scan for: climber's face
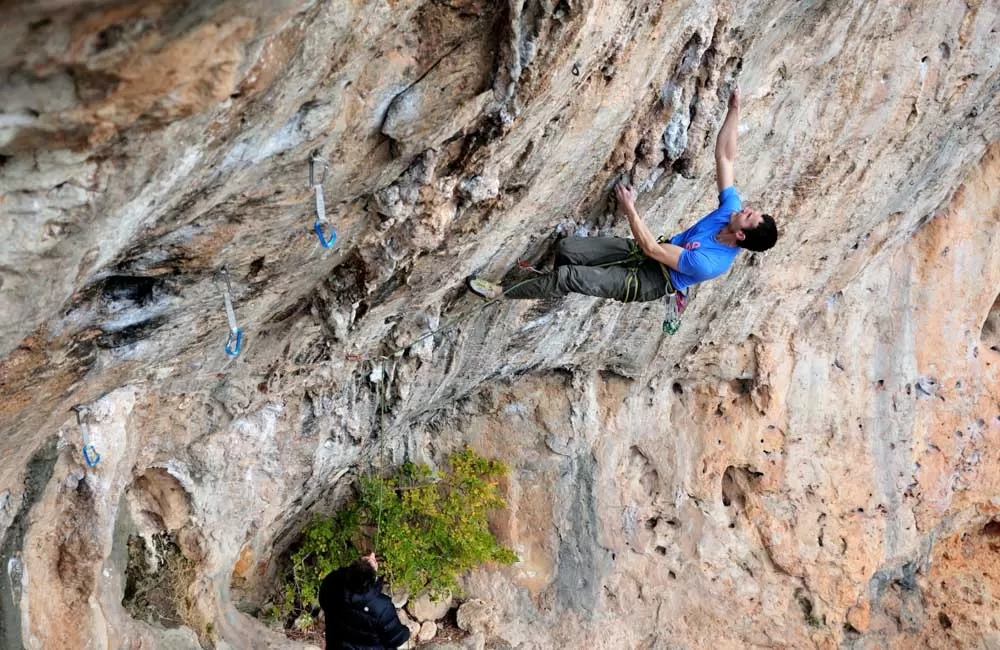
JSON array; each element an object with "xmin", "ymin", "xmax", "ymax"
[{"xmin": 730, "ymin": 207, "xmax": 763, "ymax": 239}]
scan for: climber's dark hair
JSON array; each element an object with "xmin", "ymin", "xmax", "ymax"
[
  {"xmin": 739, "ymin": 214, "xmax": 778, "ymax": 252},
  {"xmin": 344, "ymin": 558, "xmax": 377, "ymax": 594}
]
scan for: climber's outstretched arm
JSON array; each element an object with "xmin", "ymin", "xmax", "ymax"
[
  {"xmin": 715, "ymin": 87, "xmax": 740, "ymax": 192},
  {"xmin": 614, "ymin": 183, "xmax": 684, "ymax": 271}
]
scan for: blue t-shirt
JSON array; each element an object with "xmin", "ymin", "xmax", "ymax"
[{"xmin": 667, "ymin": 186, "xmax": 742, "ymax": 294}]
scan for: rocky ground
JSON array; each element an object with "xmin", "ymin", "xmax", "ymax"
[{"xmin": 1, "ymin": 0, "xmax": 999, "ymax": 648}]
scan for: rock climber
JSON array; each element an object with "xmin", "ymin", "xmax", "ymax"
[
  {"xmin": 467, "ymin": 88, "xmax": 777, "ymax": 313},
  {"xmin": 319, "ymin": 552, "xmax": 411, "ymax": 650}
]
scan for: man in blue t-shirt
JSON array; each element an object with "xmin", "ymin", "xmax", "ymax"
[{"xmin": 467, "ymin": 87, "xmax": 778, "ymax": 304}]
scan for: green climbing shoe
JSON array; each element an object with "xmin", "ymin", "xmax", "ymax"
[{"xmin": 466, "ymin": 277, "xmax": 504, "ymax": 300}]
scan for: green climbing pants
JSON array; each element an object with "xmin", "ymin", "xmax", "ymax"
[{"xmin": 504, "ymin": 237, "xmax": 671, "ymax": 302}]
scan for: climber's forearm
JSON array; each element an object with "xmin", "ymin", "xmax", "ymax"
[
  {"xmin": 715, "ymin": 102, "xmax": 739, "ymax": 163},
  {"xmin": 623, "ymin": 207, "xmax": 681, "ymax": 270},
  {"xmin": 623, "ymin": 205, "xmax": 656, "ymax": 252}
]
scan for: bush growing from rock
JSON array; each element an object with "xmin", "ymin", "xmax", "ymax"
[{"xmin": 269, "ymin": 448, "xmax": 517, "ymax": 629}]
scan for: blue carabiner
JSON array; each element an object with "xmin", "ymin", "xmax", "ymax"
[
  {"xmin": 83, "ymin": 445, "xmax": 101, "ymax": 468},
  {"xmin": 226, "ymin": 328, "xmax": 243, "ymax": 357},
  {"xmin": 314, "ymin": 221, "xmax": 336, "ymax": 248}
]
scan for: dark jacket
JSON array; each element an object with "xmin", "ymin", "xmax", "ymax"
[{"xmin": 318, "ymin": 568, "xmax": 411, "ymax": 650}]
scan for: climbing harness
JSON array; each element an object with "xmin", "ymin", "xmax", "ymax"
[
  {"xmin": 310, "ymin": 154, "xmax": 336, "ymax": 248},
  {"xmin": 72, "ymin": 406, "xmax": 100, "ymax": 468},
  {"xmin": 622, "ymin": 270, "xmax": 639, "ymax": 303},
  {"xmin": 215, "ymin": 267, "xmax": 243, "ymax": 357},
  {"xmin": 620, "ymin": 240, "xmax": 647, "ymax": 304}
]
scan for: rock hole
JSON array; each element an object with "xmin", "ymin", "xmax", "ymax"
[
  {"xmin": 939, "ymin": 42, "xmax": 951, "ymax": 59},
  {"xmin": 644, "ymin": 518, "xmax": 658, "ymax": 530},
  {"xmin": 983, "ymin": 520, "xmax": 1000, "ymax": 537},
  {"xmin": 672, "ymin": 382, "xmax": 683, "ymax": 395},
  {"xmin": 122, "ymin": 533, "xmax": 197, "ymax": 629},
  {"xmin": 938, "ymin": 611, "xmax": 952, "ymax": 629},
  {"xmin": 668, "ymin": 570, "xmax": 676, "ymax": 579},
  {"xmin": 671, "ymin": 157, "xmax": 693, "ymax": 179},
  {"xmin": 629, "ymin": 446, "xmax": 659, "ymax": 497},
  {"xmin": 94, "ymin": 24, "xmax": 124, "ymax": 53},
  {"xmin": 795, "ymin": 588, "xmax": 821, "ymax": 626},
  {"xmin": 121, "ymin": 469, "xmax": 202, "ymax": 630},
  {"xmin": 677, "ymin": 32, "xmax": 704, "ymax": 74},
  {"xmin": 101, "ymin": 275, "xmax": 160, "ymax": 307},
  {"xmin": 655, "ymin": 546, "xmax": 667, "ymax": 556},
  {"xmin": 721, "ymin": 466, "xmax": 741, "ymax": 507},
  {"xmin": 248, "ymin": 257, "xmax": 265, "ymax": 279}
]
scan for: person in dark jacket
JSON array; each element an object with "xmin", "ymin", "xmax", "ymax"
[{"xmin": 319, "ymin": 552, "xmax": 411, "ymax": 650}]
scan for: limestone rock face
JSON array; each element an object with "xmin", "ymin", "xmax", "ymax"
[{"xmin": 1, "ymin": 1, "xmax": 1000, "ymax": 649}]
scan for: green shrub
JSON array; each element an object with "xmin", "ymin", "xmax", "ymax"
[{"xmin": 272, "ymin": 448, "xmax": 517, "ymax": 627}]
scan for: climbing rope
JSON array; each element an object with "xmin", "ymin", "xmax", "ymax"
[
  {"xmin": 310, "ymin": 154, "xmax": 336, "ymax": 248},
  {"xmin": 72, "ymin": 406, "xmax": 100, "ymax": 468},
  {"xmin": 215, "ymin": 267, "xmax": 243, "ymax": 357}
]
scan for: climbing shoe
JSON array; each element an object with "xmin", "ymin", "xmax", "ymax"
[{"xmin": 466, "ymin": 277, "xmax": 504, "ymax": 300}]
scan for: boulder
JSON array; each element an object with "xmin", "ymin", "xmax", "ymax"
[
  {"xmin": 391, "ymin": 588, "xmax": 410, "ymax": 609},
  {"xmin": 418, "ymin": 620, "xmax": 438, "ymax": 642},
  {"xmin": 407, "ymin": 591, "xmax": 453, "ymax": 622},
  {"xmin": 456, "ymin": 599, "xmax": 498, "ymax": 636},
  {"xmin": 397, "ymin": 608, "xmax": 421, "ymax": 649}
]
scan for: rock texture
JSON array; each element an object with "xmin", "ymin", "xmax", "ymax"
[
  {"xmin": 408, "ymin": 592, "xmax": 453, "ymax": 623},
  {"xmin": 1, "ymin": 1, "xmax": 999, "ymax": 649}
]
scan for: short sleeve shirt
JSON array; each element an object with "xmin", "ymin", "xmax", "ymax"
[{"xmin": 667, "ymin": 186, "xmax": 742, "ymax": 294}]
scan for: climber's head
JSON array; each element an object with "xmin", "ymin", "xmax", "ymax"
[
  {"xmin": 344, "ymin": 554, "xmax": 378, "ymax": 594},
  {"xmin": 729, "ymin": 207, "xmax": 777, "ymax": 253}
]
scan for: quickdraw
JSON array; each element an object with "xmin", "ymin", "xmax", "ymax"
[
  {"xmin": 72, "ymin": 406, "xmax": 101, "ymax": 468},
  {"xmin": 662, "ymin": 292, "xmax": 683, "ymax": 335},
  {"xmin": 310, "ymin": 154, "xmax": 336, "ymax": 248},
  {"xmin": 215, "ymin": 267, "xmax": 243, "ymax": 357}
]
